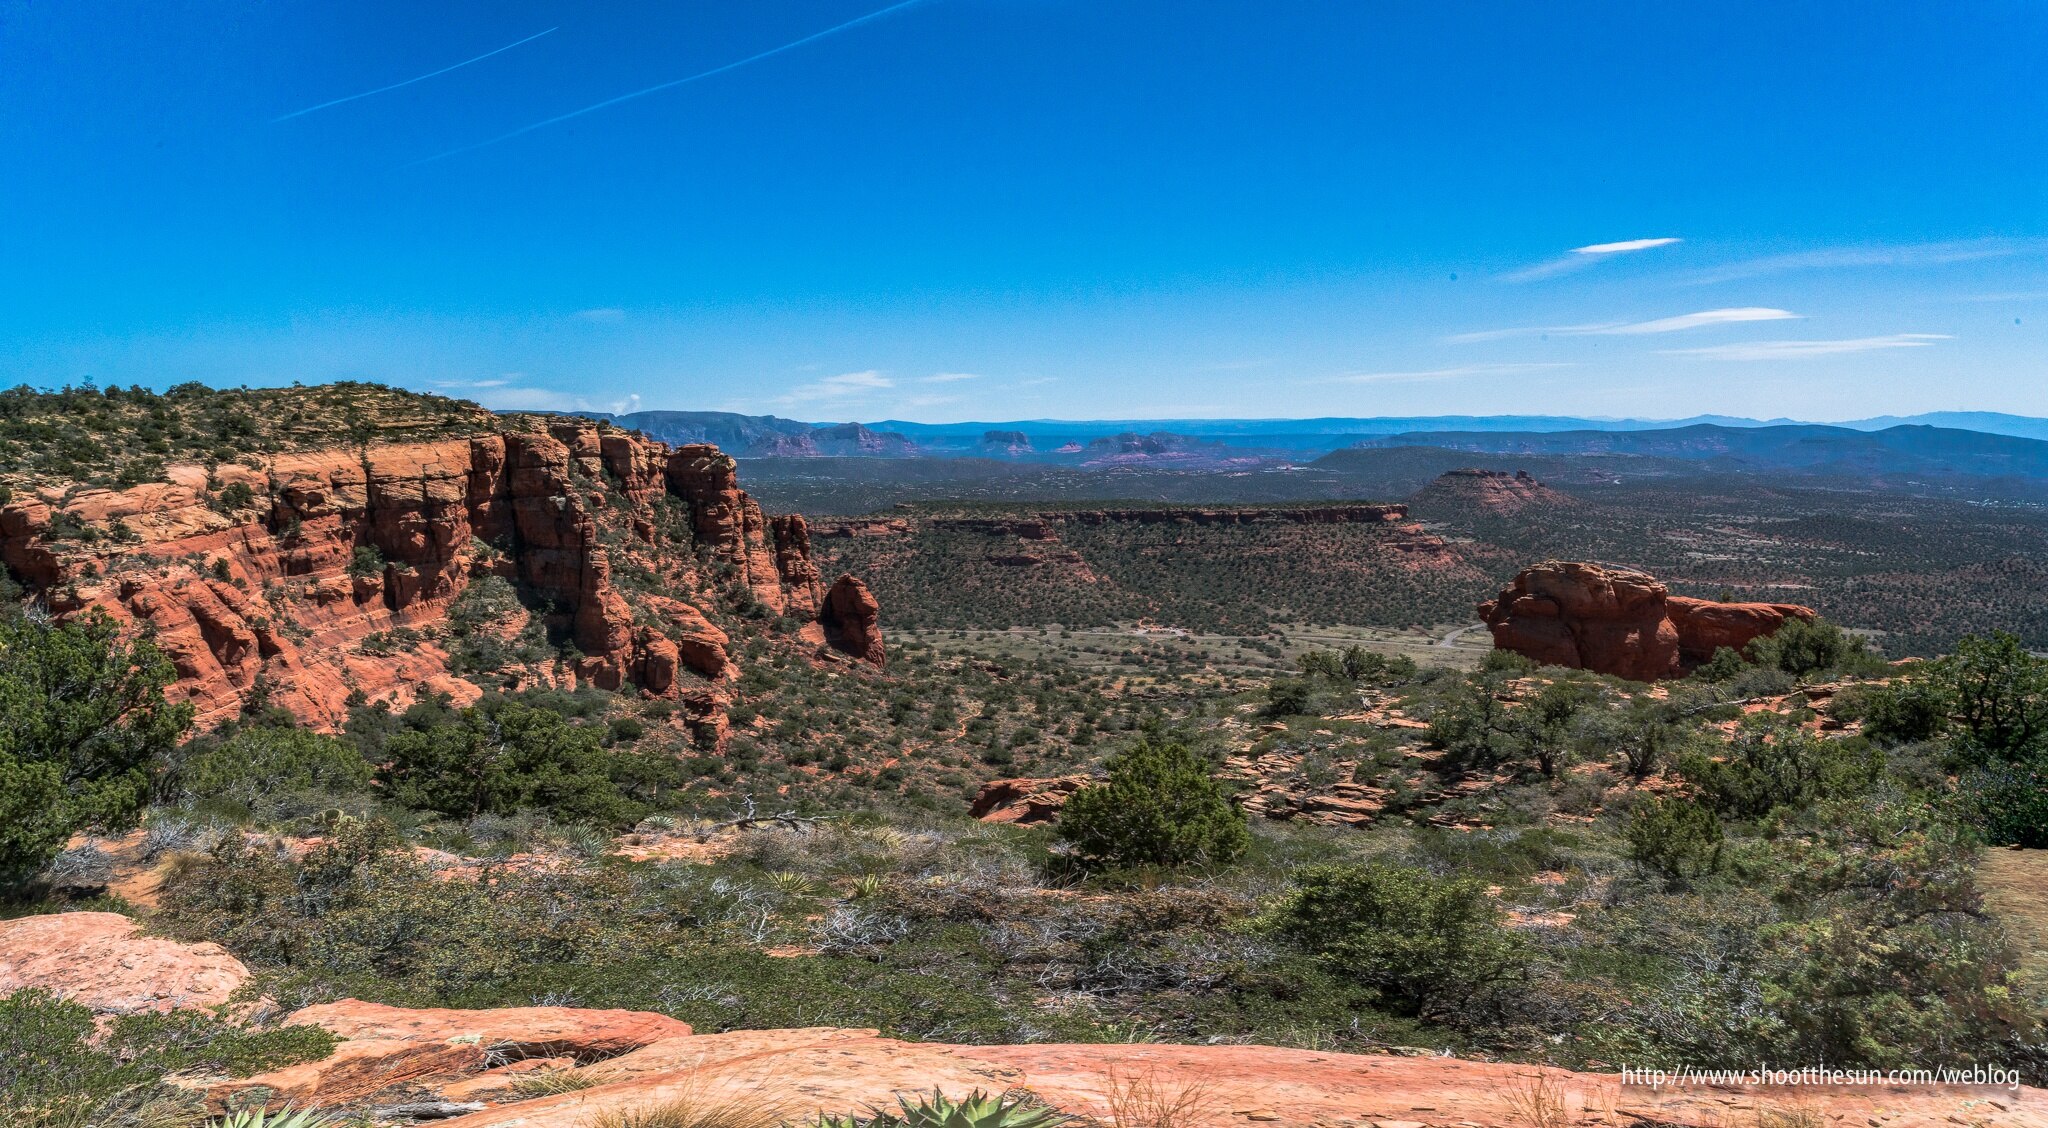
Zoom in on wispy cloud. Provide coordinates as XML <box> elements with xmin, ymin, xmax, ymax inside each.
<box><xmin>921</xmin><ymin>372</ymin><xmax>980</xmax><ymax>383</ymax></box>
<box><xmin>1663</xmin><ymin>333</ymin><xmax>1951</xmax><ymax>361</ymax></box>
<box><xmin>1449</xmin><ymin>307</ymin><xmax>1799</xmax><ymax>342</ymax></box>
<box><xmin>1328</xmin><ymin>362</ymin><xmax>1570</xmax><ymax>384</ymax></box>
<box><xmin>469</xmin><ymin>385</ymin><xmax>591</xmax><ymax>412</ymax></box>
<box><xmin>774</xmin><ymin>369</ymin><xmax>895</xmax><ymax>405</ymax></box>
<box><xmin>1504</xmin><ymin>236</ymin><xmax>1683</xmax><ymax>282</ymax></box>
<box><xmin>1604</xmin><ymin>307</ymin><xmax>1800</xmax><ymax>334</ymax></box>
<box><xmin>431</xmin><ymin>377</ymin><xmax>513</xmax><ymax>389</ymax></box>
<box><xmin>1574</xmin><ymin>237</ymin><xmax>1683</xmax><ymax>256</ymax></box>
<box><xmin>1685</xmin><ymin>239</ymin><xmax>2040</xmax><ymax>285</ymax></box>
<box><xmin>574</xmin><ymin>307</ymin><xmax>627</xmax><ymax>323</ymax></box>
<box><xmin>273</xmin><ymin>27</ymin><xmax>557</xmax><ymax>122</ymax></box>
<box><xmin>407</xmin><ymin>0</ymin><xmax>928</xmax><ymax>165</ymax></box>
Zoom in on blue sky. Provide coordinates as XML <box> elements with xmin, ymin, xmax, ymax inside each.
<box><xmin>2</xmin><ymin>0</ymin><xmax>2044</xmax><ymax>422</ymax></box>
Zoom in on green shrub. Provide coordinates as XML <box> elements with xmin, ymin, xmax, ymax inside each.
<box><xmin>173</xmin><ymin>723</ymin><xmax>373</xmax><ymax>813</ymax></box>
<box><xmin>1930</xmin><ymin>631</ymin><xmax>2048</xmax><ymax>762</ymax></box>
<box><xmin>1958</xmin><ymin>755</ymin><xmax>2048</xmax><ymax>847</ymax></box>
<box><xmin>345</xmin><ymin>544</ymin><xmax>385</xmax><ymax>578</ymax></box>
<box><xmin>1625</xmin><ymin>796</ymin><xmax>1723</xmax><ymax>885</ymax></box>
<box><xmin>1745</xmin><ymin>617</ymin><xmax>1882</xmax><ymax>679</ymax></box>
<box><xmin>378</xmin><ymin>700</ymin><xmax>644</xmax><ymax>828</ymax></box>
<box><xmin>1679</xmin><ymin>723</ymin><xmax>1881</xmax><ymax>822</ymax></box>
<box><xmin>1056</xmin><ymin>738</ymin><xmax>1248</xmax><ymax>870</ymax></box>
<box><xmin>1256</xmin><ymin>862</ymin><xmax>1526</xmax><ymax>1021</ymax></box>
<box><xmin>1424</xmin><ymin>677</ymin><xmax>1522</xmax><ymax>773</ymax></box>
<box><xmin>1263</xmin><ymin>677</ymin><xmax>1314</xmax><ymax>717</ymax></box>
<box><xmin>0</xmin><ymin>613</ymin><xmax>191</xmax><ymax>888</ymax></box>
<box><xmin>1851</xmin><ymin>680</ymin><xmax>1948</xmax><ymax>745</ymax></box>
<box><xmin>211</xmin><ymin>481</ymin><xmax>258</xmax><ymax>514</ymax></box>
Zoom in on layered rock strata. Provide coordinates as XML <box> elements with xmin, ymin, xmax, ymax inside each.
<box><xmin>0</xmin><ymin>421</ymin><xmax>877</xmax><ymax>734</ymax></box>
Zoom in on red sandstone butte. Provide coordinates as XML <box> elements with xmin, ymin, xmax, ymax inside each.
<box><xmin>1478</xmin><ymin>561</ymin><xmax>1815</xmax><ymax>680</ymax></box>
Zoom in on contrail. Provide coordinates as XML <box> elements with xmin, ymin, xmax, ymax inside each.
<box><xmin>274</xmin><ymin>26</ymin><xmax>559</xmax><ymax>122</ymax></box>
<box><xmin>403</xmin><ymin>0</ymin><xmax>928</xmax><ymax>166</ymax></box>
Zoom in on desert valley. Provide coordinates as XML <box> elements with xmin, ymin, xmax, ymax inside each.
<box><xmin>6</xmin><ymin>384</ymin><xmax>2048</xmax><ymax>1128</ymax></box>
<box><xmin>9</xmin><ymin>2</ymin><xmax>2048</xmax><ymax>1125</ymax></box>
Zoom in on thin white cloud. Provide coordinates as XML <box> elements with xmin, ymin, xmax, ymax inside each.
<box><xmin>1328</xmin><ymin>362</ymin><xmax>1570</xmax><ymax>384</ymax></box>
<box><xmin>1449</xmin><ymin>307</ymin><xmax>1799</xmax><ymax>342</ymax></box>
<box><xmin>273</xmin><ymin>27</ymin><xmax>557</xmax><ymax>122</ymax></box>
<box><xmin>574</xmin><ymin>308</ymin><xmax>627</xmax><ymax>323</ymax></box>
<box><xmin>773</xmin><ymin>369</ymin><xmax>895</xmax><ymax>406</ymax></box>
<box><xmin>1603</xmin><ymin>307</ymin><xmax>1800</xmax><ymax>334</ymax></box>
<box><xmin>408</xmin><ymin>0</ymin><xmax>929</xmax><ymax>166</ymax></box>
<box><xmin>921</xmin><ymin>372</ymin><xmax>980</xmax><ymax>383</ymax></box>
<box><xmin>1504</xmin><ymin>236</ymin><xmax>1683</xmax><ymax>282</ymax></box>
<box><xmin>470</xmin><ymin>385</ymin><xmax>591</xmax><ymax>412</ymax></box>
<box><xmin>1574</xmin><ymin>237</ymin><xmax>1683</xmax><ymax>256</ymax></box>
<box><xmin>431</xmin><ymin>377</ymin><xmax>514</xmax><ymax>389</ymax></box>
<box><xmin>1685</xmin><ymin>239</ymin><xmax>2040</xmax><ymax>285</ymax></box>
<box><xmin>1663</xmin><ymin>333</ymin><xmax>1951</xmax><ymax>361</ymax></box>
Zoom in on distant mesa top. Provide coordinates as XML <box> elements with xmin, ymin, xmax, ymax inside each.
<box><xmin>1478</xmin><ymin>561</ymin><xmax>1815</xmax><ymax>681</ymax></box>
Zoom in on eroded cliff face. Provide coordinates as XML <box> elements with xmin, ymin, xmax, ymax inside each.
<box><xmin>0</xmin><ymin>420</ymin><xmax>877</xmax><ymax>735</ymax></box>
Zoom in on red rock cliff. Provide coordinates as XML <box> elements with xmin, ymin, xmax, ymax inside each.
<box><xmin>1477</xmin><ymin>561</ymin><xmax>1815</xmax><ymax>680</ymax></box>
<box><xmin>0</xmin><ymin>421</ymin><xmax>878</xmax><ymax>733</ymax></box>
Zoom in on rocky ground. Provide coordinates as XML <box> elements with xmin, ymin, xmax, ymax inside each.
<box><xmin>3</xmin><ymin>911</ymin><xmax>2037</xmax><ymax>1127</ymax></box>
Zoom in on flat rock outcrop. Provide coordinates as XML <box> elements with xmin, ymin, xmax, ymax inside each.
<box><xmin>287</xmin><ymin>999</ymin><xmax>692</xmax><ymax>1059</ymax></box>
<box><xmin>1479</xmin><ymin>561</ymin><xmax>1816</xmax><ymax>680</ymax></box>
<box><xmin>0</xmin><ymin>422</ymin><xmax>880</xmax><ymax>736</ymax></box>
<box><xmin>0</xmin><ymin>911</ymin><xmax>248</xmax><ymax>1014</ymax></box>
<box><xmin>363</xmin><ymin>1028</ymin><xmax>2048</xmax><ymax>1128</ymax></box>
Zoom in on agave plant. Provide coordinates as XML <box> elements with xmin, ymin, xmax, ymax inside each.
<box><xmin>766</xmin><ymin>869</ymin><xmax>817</xmax><ymax>896</ymax></box>
<box><xmin>816</xmin><ymin>1089</ymin><xmax>1069</xmax><ymax>1128</ymax></box>
<box><xmin>209</xmin><ymin>1107</ymin><xmax>340</xmax><ymax>1128</ymax></box>
<box><xmin>844</xmin><ymin>873</ymin><xmax>887</xmax><ymax>900</ymax></box>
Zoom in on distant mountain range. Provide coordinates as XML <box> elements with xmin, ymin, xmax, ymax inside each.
<box><xmin>572</xmin><ymin>408</ymin><xmax>2048</xmax><ymax>488</ymax></box>
<box><xmin>1328</xmin><ymin>423</ymin><xmax>2048</xmax><ymax>489</ymax></box>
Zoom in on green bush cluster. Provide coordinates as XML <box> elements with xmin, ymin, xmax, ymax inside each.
<box><xmin>0</xmin><ymin>989</ymin><xmax>332</xmax><ymax>1127</ymax></box>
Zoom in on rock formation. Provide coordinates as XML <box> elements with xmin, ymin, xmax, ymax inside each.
<box><xmin>1478</xmin><ymin>561</ymin><xmax>1816</xmax><ymax>680</ymax></box>
<box><xmin>819</xmin><ymin>574</ymin><xmax>885</xmax><ymax>666</ymax></box>
<box><xmin>1413</xmin><ymin>468</ymin><xmax>1578</xmax><ymax>516</ymax></box>
<box><xmin>0</xmin><ymin>911</ymin><xmax>249</xmax><ymax>1014</ymax></box>
<box><xmin>967</xmin><ymin>775</ymin><xmax>1091</xmax><ymax>824</ymax></box>
<box><xmin>0</xmin><ymin>420</ymin><xmax>879</xmax><ymax>737</ymax></box>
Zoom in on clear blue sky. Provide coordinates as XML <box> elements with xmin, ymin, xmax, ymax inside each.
<box><xmin>2</xmin><ymin>1</ymin><xmax>2044</xmax><ymax>422</ymax></box>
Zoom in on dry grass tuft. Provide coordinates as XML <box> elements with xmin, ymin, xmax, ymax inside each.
<box><xmin>511</xmin><ymin>1067</ymin><xmax>607</xmax><ymax>1098</ymax></box>
<box><xmin>1099</xmin><ymin>1069</ymin><xmax>1222</xmax><ymax>1128</ymax></box>
<box><xmin>1503</xmin><ymin>1070</ymin><xmax>1572</xmax><ymax>1128</ymax></box>
<box><xmin>582</xmin><ymin>1076</ymin><xmax>787</xmax><ymax>1128</ymax></box>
